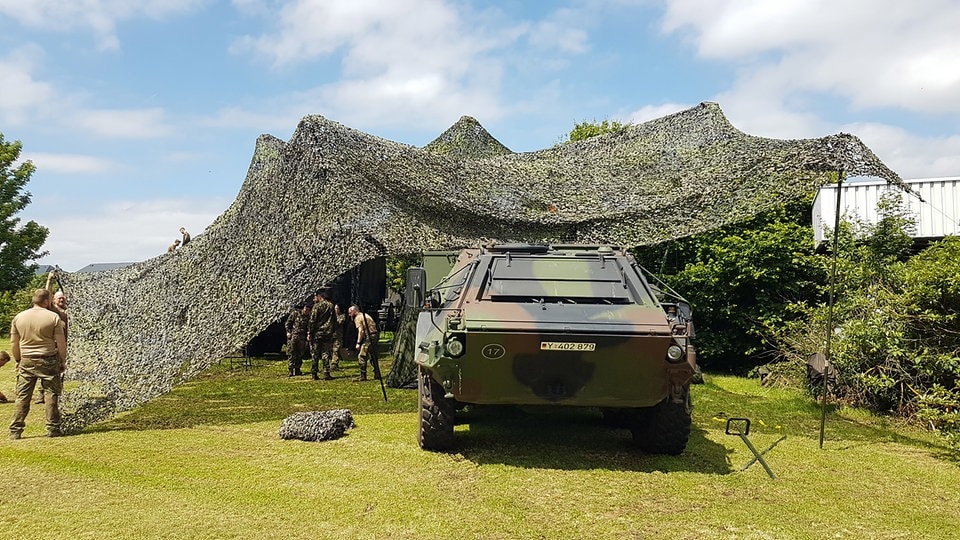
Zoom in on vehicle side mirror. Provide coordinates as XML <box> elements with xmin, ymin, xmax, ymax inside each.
<box><xmin>677</xmin><ymin>301</ymin><xmax>693</xmax><ymax>320</ymax></box>
<box><xmin>406</xmin><ymin>267</ymin><xmax>427</xmax><ymax>308</ymax></box>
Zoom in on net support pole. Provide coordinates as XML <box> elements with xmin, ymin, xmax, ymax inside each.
<box><xmin>820</xmin><ymin>170</ymin><xmax>844</xmax><ymax>449</ymax></box>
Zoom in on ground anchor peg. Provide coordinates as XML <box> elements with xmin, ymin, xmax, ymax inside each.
<box><xmin>725</xmin><ymin>417</ymin><xmax>785</xmax><ymax>480</ymax></box>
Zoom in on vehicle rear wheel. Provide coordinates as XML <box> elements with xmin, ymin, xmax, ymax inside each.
<box><xmin>630</xmin><ymin>392</ymin><xmax>692</xmax><ymax>455</ymax></box>
<box><xmin>418</xmin><ymin>366</ymin><xmax>455</xmax><ymax>451</ymax></box>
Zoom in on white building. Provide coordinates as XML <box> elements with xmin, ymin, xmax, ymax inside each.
<box><xmin>813</xmin><ymin>177</ymin><xmax>960</xmax><ymax>244</ymax></box>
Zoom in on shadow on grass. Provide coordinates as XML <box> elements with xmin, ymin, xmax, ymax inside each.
<box><xmin>825</xmin><ymin>414</ymin><xmax>958</xmax><ymax>460</ymax></box>
<box><xmin>454</xmin><ymin>406</ymin><xmax>734</xmax><ymax>474</ymax></box>
<box><xmin>697</xmin><ymin>376</ymin><xmax>958</xmax><ymax>460</ymax></box>
<box><xmin>82</xmin><ymin>358</ymin><xmax>419</xmax><ymax>433</ymax></box>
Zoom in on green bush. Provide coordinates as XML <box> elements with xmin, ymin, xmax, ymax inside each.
<box><xmin>916</xmin><ymin>385</ymin><xmax>960</xmax><ymax>449</ymax></box>
<box><xmin>0</xmin><ymin>273</ymin><xmax>47</xmax><ymax>337</ymax></box>
<box><xmin>633</xmin><ymin>195</ymin><xmax>825</xmax><ymax>372</ymax></box>
<box><xmin>771</xmin><ymin>194</ymin><xmax>960</xmax><ymax>450</ymax></box>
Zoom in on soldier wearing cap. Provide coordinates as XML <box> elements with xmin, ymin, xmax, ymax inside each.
<box><xmin>285</xmin><ymin>303</ymin><xmax>311</xmax><ymax>377</ymax></box>
<box><xmin>9</xmin><ymin>288</ymin><xmax>67</xmax><ymax>439</ymax></box>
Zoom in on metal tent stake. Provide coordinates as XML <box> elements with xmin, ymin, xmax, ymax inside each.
<box><xmin>726</xmin><ymin>418</ymin><xmax>784</xmax><ymax>480</ymax></box>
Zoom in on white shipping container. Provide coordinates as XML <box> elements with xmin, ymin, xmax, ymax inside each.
<box><xmin>813</xmin><ymin>177</ymin><xmax>960</xmax><ymax>244</ymax></box>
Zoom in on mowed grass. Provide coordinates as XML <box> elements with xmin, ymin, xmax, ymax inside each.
<box><xmin>1</xmin><ymin>336</ymin><xmax>959</xmax><ymax>539</ymax></box>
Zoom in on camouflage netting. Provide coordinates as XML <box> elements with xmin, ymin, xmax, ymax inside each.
<box><xmin>56</xmin><ymin>102</ymin><xmax>903</xmax><ymax>432</ymax></box>
<box><xmin>279</xmin><ymin>409</ymin><xmax>355</xmax><ymax>442</ymax></box>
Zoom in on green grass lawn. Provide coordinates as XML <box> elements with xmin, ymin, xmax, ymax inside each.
<box><xmin>1</xmin><ymin>337</ymin><xmax>958</xmax><ymax>539</ymax></box>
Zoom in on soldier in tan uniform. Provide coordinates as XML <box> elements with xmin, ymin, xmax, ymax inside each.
<box><xmin>36</xmin><ymin>270</ymin><xmax>68</xmax><ymax>405</ymax></box>
<box><xmin>348</xmin><ymin>304</ymin><xmax>379</xmax><ymax>382</ymax></box>
<box><xmin>9</xmin><ymin>289</ymin><xmax>68</xmax><ymax>439</ymax></box>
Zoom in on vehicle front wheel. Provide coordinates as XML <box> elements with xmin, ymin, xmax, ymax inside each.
<box><xmin>629</xmin><ymin>392</ymin><xmax>692</xmax><ymax>455</ymax></box>
<box><xmin>418</xmin><ymin>366</ymin><xmax>455</xmax><ymax>451</ymax></box>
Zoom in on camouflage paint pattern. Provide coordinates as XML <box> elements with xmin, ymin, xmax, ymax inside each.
<box><xmin>415</xmin><ymin>245</ymin><xmax>695</xmax><ymax>408</ymax></box>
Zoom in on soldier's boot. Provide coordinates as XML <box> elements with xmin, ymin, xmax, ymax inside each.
<box><xmin>294</xmin><ymin>368</ymin><xmax>303</xmax><ymax>376</ymax></box>
<box><xmin>312</xmin><ymin>371</ymin><xmax>320</xmax><ymax>381</ymax></box>
<box><xmin>323</xmin><ymin>370</ymin><xmax>333</xmax><ymax>381</ymax></box>
<box><xmin>331</xmin><ymin>361</ymin><xmax>340</xmax><ymax>371</ymax></box>
<box><xmin>353</xmin><ymin>371</ymin><xmax>368</xmax><ymax>382</ymax></box>
<box><xmin>288</xmin><ymin>366</ymin><xmax>295</xmax><ymax>377</ymax></box>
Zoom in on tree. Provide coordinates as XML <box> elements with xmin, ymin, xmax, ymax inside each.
<box><xmin>0</xmin><ymin>272</ymin><xmax>47</xmax><ymax>337</ymax></box>
<box><xmin>567</xmin><ymin>119</ymin><xmax>626</xmax><ymax>142</ymax></box>
<box><xmin>0</xmin><ymin>132</ymin><xmax>48</xmax><ymax>291</ymax></box>
<box><xmin>633</xmin><ymin>196</ymin><xmax>825</xmax><ymax>372</ymax></box>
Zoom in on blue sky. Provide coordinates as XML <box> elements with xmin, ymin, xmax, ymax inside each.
<box><xmin>2</xmin><ymin>0</ymin><xmax>958</xmax><ymax>271</ymax></box>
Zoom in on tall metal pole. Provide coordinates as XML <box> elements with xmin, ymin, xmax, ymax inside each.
<box><xmin>820</xmin><ymin>171</ymin><xmax>844</xmax><ymax>449</ymax></box>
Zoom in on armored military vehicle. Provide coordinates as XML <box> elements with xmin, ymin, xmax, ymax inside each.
<box><xmin>405</xmin><ymin>243</ymin><xmax>697</xmax><ymax>454</ymax></box>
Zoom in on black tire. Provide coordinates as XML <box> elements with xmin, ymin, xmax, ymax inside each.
<box><xmin>630</xmin><ymin>392</ymin><xmax>692</xmax><ymax>455</ymax></box>
<box><xmin>418</xmin><ymin>366</ymin><xmax>455</xmax><ymax>451</ymax></box>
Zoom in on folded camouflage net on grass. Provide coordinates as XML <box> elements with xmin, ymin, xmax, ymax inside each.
<box><xmin>279</xmin><ymin>409</ymin><xmax>356</xmax><ymax>442</ymax></box>
<box><xmin>57</xmin><ymin>102</ymin><xmax>904</xmax><ymax>432</ymax></box>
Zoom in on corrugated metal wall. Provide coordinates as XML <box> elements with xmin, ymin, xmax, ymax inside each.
<box><xmin>813</xmin><ymin>177</ymin><xmax>960</xmax><ymax>244</ymax></box>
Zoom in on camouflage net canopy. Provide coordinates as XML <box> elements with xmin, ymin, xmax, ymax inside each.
<box><xmin>57</xmin><ymin>102</ymin><xmax>902</xmax><ymax>431</ymax></box>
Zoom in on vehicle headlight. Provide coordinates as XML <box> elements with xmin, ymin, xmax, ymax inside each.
<box><xmin>445</xmin><ymin>336</ymin><xmax>465</xmax><ymax>358</ymax></box>
<box><xmin>666</xmin><ymin>344</ymin><xmax>684</xmax><ymax>363</ymax></box>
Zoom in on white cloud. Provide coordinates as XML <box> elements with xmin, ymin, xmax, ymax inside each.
<box><xmin>69</xmin><ymin>108</ymin><xmax>175</xmax><ymax>139</ymax></box>
<box><xmin>661</xmin><ymin>0</ymin><xmax>960</xmax><ymax>115</ymax></box>
<box><xmin>201</xmin><ymin>106</ymin><xmax>302</xmax><ymax>134</ymax></box>
<box><xmin>658</xmin><ymin>0</ymin><xmax>960</xmax><ymax>178</ymax></box>
<box><xmin>315</xmin><ymin>74</ymin><xmax>503</xmax><ymax>129</ymax></box>
<box><xmin>527</xmin><ymin>9</ymin><xmax>589</xmax><ymax>54</ymax></box>
<box><xmin>712</xmin><ymin>79</ymin><xmax>830</xmax><ymax>139</ymax></box>
<box><xmin>0</xmin><ymin>47</ymin><xmax>175</xmax><ymax>139</ymax></box>
<box><xmin>233</xmin><ymin>0</ymin><xmax>473</xmax><ymax>68</ymax></box>
<box><xmin>841</xmin><ymin>122</ymin><xmax>960</xmax><ymax>179</ymax></box>
<box><xmin>229</xmin><ymin>0</ymin><xmax>533</xmax><ymax>129</ymax></box>
<box><xmin>30</xmin><ymin>197</ymin><xmax>230</xmax><ymax>272</ymax></box>
<box><xmin>624</xmin><ymin>102</ymin><xmax>691</xmax><ymax>124</ymax></box>
<box><xmin>0</xmin><ymin>0</ymin><xmax>204</xmax><ymax>51</ymax></box>
<box><xmin>22</xmin><ymin>152</ymin><xmax>121</xmax><ymax>175</ymax></box>
<box><xmin>0</xmin><ymin>46</ymin><xmax>55</xmax><ymax>125</ymax></box>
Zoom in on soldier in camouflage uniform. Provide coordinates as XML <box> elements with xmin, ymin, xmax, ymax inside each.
<box><xmin>330</xmin><ymin>304</ymin><xmax>344</xmax><ymax>371</ymax></box>
<box><xmin>308</xmin><ymin>291</ymin><xmax>335</xmax><ymax>381</ymax></box>
<box><xmin>284</xmin><ymin>304</ymin><xmax>310</xmax><ymax>376</ymax></box>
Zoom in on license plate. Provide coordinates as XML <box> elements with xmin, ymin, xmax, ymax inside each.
<box><xmin>540</xmin><ymin>341</ymin><xmax>596</xmax><ymax>351</ymax></box>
